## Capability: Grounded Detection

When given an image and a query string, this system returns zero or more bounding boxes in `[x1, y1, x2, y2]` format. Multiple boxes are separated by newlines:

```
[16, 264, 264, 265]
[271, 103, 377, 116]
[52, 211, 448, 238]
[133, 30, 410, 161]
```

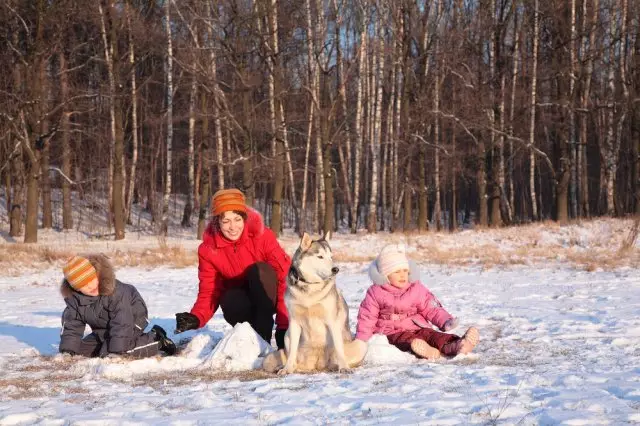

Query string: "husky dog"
[262, 232, 367, 374]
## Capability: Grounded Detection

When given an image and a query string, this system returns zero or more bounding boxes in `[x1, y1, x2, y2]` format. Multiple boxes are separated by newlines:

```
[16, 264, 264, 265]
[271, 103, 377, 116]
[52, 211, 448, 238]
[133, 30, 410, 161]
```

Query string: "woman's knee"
[220, 287, 252, 325]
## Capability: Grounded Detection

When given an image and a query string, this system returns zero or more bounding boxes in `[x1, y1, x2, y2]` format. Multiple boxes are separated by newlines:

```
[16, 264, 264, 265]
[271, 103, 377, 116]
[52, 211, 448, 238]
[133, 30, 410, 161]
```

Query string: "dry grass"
[0, 242, 198, 274]
[0, 217, 638, 271]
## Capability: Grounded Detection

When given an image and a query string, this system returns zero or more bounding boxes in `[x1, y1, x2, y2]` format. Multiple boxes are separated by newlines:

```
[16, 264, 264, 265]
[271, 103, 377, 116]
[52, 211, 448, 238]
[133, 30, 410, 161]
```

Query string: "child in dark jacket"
[59, 254, 176, 358]
[356, 244, 479, 360]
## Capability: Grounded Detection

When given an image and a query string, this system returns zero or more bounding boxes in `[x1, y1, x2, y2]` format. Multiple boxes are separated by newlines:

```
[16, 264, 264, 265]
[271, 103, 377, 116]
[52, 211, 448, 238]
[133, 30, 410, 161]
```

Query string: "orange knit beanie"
[211, 188, 247, 216]
[63, 256, 98, 290]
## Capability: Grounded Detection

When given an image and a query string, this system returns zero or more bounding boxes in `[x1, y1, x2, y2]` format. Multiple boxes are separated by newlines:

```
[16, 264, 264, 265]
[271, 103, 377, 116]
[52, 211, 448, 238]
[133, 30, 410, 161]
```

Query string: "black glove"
[152, 325, 177, 355]
[275, 328, 287, 350]
[175, 312, 200, 333]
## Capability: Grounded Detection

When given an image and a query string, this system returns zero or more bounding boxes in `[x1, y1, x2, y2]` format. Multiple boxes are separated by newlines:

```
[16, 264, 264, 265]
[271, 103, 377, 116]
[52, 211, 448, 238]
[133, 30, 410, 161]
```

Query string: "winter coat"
[190, 208, 291, 330]
[355, 259, 453, 341]
[59, 254, 150, 355]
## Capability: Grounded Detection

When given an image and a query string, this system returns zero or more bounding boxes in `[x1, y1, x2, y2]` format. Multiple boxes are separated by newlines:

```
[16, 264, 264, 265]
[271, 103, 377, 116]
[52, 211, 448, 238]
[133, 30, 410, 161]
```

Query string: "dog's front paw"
[278, 362, 297, 375]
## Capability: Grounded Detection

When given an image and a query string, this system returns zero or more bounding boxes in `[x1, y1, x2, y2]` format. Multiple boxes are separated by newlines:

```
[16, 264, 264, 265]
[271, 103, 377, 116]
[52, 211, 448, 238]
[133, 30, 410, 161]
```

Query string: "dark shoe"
[152, 325, 177, 355]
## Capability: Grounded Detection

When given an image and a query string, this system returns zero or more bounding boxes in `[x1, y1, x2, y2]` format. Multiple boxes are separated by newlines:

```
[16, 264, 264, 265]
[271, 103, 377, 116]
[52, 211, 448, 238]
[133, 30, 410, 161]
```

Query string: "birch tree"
[59, 49, 73, 230]
[350, 0, 367, 233]
[161, 0, 173, 235]
[125, 3, 139, 224]
[528, 0, 540, 220]
[367, 3, 385, 233]
[98, 0, 125, 239]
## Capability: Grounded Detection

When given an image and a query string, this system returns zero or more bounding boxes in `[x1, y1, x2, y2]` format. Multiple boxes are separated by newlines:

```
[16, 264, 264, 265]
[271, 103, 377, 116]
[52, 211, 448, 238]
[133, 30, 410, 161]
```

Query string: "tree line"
[1, 0, 639, 243]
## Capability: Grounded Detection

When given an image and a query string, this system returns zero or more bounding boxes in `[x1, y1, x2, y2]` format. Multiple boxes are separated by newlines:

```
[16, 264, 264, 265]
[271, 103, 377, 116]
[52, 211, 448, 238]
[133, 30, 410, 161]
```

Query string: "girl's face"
[78, 277, 99, 296]
[387, 268, 410, 288]
[219, 211, 246, 241]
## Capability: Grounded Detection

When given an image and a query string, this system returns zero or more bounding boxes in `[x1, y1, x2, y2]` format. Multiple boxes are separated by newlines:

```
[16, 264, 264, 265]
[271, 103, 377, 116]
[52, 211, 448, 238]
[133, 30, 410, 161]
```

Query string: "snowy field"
[1, 249, 640, 424]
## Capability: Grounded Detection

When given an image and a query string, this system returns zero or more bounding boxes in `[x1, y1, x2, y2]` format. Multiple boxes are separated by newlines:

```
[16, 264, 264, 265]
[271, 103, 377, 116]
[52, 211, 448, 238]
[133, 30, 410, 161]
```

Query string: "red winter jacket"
[190, 208, 291, 330]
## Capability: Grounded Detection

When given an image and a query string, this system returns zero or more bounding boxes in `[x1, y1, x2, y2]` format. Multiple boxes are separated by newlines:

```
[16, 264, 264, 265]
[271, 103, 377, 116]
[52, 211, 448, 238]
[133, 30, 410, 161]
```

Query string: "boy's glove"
[275, 328, 287, 350]
[442, 318, 459, 332]
[175, 312, 200, 333]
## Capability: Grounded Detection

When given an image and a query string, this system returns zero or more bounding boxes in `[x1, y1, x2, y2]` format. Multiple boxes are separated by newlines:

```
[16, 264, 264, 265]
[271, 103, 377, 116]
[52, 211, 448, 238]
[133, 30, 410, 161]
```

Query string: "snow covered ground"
[1, 254, 639, 424]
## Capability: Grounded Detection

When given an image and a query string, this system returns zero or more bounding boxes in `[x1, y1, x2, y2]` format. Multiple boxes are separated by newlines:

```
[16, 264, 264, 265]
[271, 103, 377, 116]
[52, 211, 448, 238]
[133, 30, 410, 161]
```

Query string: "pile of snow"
[363, 334, 416, 365]
[70, 323, 273, 380]
[200, 322, 273, 371]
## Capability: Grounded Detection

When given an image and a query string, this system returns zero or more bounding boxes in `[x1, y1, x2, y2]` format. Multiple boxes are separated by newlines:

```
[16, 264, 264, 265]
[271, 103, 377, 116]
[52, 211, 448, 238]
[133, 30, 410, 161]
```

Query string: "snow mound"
[363, 334, 416, 365]
[67, 323, 272, 379]
[200, 322, 274, 371]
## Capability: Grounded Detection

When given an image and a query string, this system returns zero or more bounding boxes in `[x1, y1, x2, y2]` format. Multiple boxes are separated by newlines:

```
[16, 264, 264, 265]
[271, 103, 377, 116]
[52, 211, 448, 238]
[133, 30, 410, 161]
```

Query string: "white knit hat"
[377, 244, 409, 278]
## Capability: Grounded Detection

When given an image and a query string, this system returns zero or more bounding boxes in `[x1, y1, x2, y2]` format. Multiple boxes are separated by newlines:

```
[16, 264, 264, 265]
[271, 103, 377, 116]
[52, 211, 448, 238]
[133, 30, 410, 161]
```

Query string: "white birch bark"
[579, 0, 598, 217]
[182, 76, 196, 227]
[569, 0, 578, 218]
[367, 7, 384, 232]
[603, 1, 617, 215]
[433, 0, 442, 229]
[301, 0, 316, 233]
[508, 5, 520, 219]
[98, 2, 117, 231]
[206, 2, 224, 190]
[314, 0, 326, 230]
[162, 0, 173, 233]
[350, 0, 367, 233]
[126, 5, 139, 223]
[529, 0, 539, 220]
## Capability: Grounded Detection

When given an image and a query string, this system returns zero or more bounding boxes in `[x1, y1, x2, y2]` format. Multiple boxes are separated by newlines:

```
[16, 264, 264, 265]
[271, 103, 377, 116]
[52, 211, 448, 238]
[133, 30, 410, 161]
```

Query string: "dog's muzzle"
[331, 267, 339, 275]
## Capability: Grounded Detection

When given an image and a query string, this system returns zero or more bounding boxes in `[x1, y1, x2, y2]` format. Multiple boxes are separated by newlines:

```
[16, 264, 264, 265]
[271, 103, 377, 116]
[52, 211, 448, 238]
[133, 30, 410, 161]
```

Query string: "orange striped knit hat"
[63, 256, 98, 290]
[211, 188, 247, 216]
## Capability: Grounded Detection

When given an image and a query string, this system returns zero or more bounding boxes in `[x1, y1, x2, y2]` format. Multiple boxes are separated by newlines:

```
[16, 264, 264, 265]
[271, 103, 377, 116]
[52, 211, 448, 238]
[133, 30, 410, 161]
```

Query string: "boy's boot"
[152, 325, 177, 355]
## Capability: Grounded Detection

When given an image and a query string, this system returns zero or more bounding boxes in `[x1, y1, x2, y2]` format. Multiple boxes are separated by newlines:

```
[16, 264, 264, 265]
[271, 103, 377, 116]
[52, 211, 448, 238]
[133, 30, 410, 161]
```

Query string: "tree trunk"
[333, 0, 353, 226]
[99, 1, 125, 239]
[367, 15, 384, 233]
[125, 4, 139, 225]
[10, 148, 24, 237]
[508, 7, 520, 221]
[403, 179, 412, 231]
[529, 0, 540, 221]
[568, 0, 578, 219]
[161, 0, 173, 235]
[488, 0, 501, 228]
[206, 1, 224, 191]
[60, 51, 73, 230]
[579, 0, 598, 217]
[266, 0, 284, 234]
[418, 142, 428, 230]
[183, 77, 197, 228]
[41, 124, 52, 229]
[350, 10, 367, 233]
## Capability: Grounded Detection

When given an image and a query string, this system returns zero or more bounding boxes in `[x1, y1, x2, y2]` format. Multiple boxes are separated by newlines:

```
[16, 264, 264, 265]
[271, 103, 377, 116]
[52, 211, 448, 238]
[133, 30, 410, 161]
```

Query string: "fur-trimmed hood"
[203, 207, 266, 249]
[60, 254, 116, 298]
[368, 257, 421, 286]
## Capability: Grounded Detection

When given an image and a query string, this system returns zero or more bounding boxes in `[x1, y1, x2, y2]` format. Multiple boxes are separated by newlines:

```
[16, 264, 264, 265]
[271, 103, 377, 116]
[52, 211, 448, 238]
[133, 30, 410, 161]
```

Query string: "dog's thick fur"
[262, 232, 367, 374]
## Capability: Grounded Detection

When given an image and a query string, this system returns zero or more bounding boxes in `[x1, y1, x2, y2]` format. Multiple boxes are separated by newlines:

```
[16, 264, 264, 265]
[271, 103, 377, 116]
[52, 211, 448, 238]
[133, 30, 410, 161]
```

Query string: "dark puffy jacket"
[59, 254, 149, 355]
[190, 208, 291, 330]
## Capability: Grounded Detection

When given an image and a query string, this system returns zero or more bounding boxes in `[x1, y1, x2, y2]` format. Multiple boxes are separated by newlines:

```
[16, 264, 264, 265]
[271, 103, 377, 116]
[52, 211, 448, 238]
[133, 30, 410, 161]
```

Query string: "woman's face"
[219, 211, 245, 241]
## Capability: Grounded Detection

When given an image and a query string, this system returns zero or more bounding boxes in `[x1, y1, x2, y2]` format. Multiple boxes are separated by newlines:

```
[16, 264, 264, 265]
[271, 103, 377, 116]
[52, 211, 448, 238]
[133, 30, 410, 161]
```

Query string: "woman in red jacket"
[174, 189, 291, 349]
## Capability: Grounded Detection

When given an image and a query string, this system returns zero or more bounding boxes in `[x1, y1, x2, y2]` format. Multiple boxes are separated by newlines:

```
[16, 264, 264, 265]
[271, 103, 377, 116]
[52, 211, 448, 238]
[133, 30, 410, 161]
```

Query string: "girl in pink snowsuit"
[355, 244, 479, 360]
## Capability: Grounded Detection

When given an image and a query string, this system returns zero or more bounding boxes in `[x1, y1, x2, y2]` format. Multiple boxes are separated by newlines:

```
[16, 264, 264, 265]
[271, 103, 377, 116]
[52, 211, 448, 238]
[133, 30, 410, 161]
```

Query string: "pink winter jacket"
[355, 260, 454, 341]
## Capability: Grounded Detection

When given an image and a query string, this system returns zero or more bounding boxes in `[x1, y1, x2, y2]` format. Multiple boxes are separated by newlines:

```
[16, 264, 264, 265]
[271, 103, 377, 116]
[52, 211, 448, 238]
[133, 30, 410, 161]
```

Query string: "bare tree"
[98, 0, 125, 239]
[528, 0, 540, 221]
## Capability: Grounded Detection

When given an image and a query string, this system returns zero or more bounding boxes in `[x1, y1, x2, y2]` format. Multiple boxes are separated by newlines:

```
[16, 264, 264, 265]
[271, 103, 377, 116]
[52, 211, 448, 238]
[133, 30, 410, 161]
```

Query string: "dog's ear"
[300, 232, 313, 251]
[322, 230, 332, 241]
